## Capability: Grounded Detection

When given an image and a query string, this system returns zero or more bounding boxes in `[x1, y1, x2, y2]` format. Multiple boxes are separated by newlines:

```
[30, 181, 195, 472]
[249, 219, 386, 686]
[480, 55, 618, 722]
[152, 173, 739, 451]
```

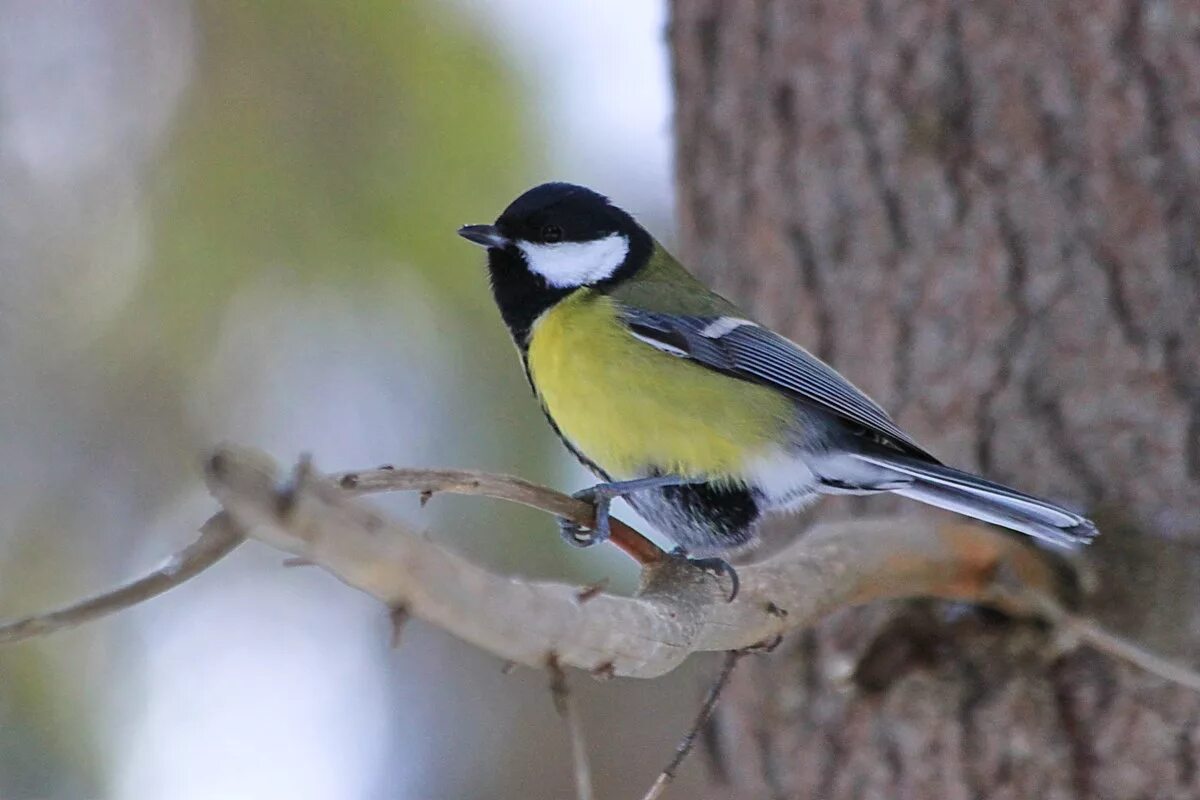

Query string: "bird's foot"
[669, 547, 740, 602]
[557, 485, 618, 548]
[558, 476, 692, 550]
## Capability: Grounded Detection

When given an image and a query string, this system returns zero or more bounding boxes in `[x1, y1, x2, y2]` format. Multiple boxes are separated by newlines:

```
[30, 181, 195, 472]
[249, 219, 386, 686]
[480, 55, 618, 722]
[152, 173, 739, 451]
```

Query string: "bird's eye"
[541, 224, 563, 243]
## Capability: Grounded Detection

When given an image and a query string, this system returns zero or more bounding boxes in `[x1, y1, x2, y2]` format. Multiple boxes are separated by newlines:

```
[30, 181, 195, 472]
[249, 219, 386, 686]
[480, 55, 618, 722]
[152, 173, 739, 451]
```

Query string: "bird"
[458, 182, 1097, 593]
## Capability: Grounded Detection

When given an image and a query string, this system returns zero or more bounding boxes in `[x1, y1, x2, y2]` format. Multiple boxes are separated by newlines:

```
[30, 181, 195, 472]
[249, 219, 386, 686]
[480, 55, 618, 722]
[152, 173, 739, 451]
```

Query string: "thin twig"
[642, 650, 743, 800]
[389, 605, 410, 649]
[333, 465, 665, 565]
[1035, 595, 1200, 692]
[548, 654, 594, 800]
[0, 514, 244, 643]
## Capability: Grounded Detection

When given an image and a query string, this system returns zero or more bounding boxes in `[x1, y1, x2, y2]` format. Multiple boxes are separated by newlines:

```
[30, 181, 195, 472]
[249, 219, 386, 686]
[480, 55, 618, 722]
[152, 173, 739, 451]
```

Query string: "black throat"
[485, 228, 652, 348]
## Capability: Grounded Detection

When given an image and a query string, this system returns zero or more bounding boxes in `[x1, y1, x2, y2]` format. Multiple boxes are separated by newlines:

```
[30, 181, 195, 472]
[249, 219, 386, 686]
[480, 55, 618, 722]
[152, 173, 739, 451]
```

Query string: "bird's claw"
[558, 517, 602, 548]
[557, 486, 614, 548]
[670, 547, 740, 602]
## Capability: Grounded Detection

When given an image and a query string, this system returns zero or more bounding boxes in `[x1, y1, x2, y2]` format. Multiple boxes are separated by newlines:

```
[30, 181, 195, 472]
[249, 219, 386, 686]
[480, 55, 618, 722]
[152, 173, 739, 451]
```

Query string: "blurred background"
[0, 1, 719, 797]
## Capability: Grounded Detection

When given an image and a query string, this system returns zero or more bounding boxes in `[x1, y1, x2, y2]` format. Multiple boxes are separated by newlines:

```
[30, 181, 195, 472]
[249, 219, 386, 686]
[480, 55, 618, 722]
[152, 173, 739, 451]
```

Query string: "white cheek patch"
[517, 233, 630, 288]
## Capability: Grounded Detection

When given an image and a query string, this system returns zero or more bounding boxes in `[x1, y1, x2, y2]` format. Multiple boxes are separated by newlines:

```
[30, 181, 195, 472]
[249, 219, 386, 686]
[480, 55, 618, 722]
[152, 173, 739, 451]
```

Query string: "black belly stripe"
[658, 481, 759, 547]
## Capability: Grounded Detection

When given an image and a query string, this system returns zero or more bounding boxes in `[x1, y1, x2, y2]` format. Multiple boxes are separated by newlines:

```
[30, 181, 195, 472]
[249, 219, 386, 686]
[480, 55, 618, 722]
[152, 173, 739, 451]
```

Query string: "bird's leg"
[669, 547, 740, 602]
[558, 475, 692, 549]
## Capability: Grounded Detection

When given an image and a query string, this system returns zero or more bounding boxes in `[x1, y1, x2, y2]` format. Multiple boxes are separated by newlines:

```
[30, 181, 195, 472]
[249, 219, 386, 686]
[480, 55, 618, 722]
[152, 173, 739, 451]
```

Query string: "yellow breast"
[526, 290, 792, 480]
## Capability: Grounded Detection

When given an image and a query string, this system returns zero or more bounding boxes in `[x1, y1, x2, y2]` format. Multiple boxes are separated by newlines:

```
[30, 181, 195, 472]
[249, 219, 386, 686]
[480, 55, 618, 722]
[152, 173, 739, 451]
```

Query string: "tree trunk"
[670, 1, 1200, 797]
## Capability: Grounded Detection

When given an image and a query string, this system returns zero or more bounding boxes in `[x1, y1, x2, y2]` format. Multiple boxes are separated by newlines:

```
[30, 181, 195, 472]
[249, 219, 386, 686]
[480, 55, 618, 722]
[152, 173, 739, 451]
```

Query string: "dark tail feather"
[853, 453, 1098, 549]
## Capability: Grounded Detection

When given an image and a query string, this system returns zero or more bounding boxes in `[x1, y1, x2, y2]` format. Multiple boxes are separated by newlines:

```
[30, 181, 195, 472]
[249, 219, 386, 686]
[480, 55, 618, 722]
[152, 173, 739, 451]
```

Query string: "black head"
[458, 183, 652, 344]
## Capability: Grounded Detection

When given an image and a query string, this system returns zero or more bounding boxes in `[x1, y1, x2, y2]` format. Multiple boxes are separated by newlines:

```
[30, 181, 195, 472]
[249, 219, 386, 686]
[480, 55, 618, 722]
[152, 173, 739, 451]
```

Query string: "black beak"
[457, 224, 510, 249]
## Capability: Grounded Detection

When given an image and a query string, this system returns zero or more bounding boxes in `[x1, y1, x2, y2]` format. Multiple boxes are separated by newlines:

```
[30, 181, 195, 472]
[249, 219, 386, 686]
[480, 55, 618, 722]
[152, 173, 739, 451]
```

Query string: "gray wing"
[618, 307, 938, 461]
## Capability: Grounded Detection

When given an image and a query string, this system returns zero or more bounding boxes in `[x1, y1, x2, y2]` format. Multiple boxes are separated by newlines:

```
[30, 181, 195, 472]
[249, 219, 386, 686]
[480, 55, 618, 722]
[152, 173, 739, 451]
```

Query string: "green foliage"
[142, 0, 534, 344]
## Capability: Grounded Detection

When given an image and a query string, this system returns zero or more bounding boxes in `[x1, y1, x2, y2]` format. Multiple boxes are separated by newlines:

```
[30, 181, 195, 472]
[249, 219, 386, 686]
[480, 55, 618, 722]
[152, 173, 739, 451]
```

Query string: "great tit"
[459, 182, 1097, 577]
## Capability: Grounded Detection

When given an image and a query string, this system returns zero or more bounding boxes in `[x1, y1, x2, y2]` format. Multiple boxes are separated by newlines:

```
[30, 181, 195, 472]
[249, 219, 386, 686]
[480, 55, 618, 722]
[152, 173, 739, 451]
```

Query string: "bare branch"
[203, 445, 1068, 679]
[1032, 594, 1200, 693]
[642, 650, 743, 800]
[3, 441, 1198, 704]
[548, 654, 594, 800]
[333, 464, 664, 564]
[389, 605, 410, 649]
[0, 456, 660, 645]
[0, 514, 244, 644]
[0, 451, 661, 646]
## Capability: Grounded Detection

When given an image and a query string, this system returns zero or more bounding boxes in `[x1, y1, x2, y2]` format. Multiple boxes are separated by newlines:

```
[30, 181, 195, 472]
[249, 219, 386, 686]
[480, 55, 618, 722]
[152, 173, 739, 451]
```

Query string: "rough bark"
[670, 1, 1200, 797]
